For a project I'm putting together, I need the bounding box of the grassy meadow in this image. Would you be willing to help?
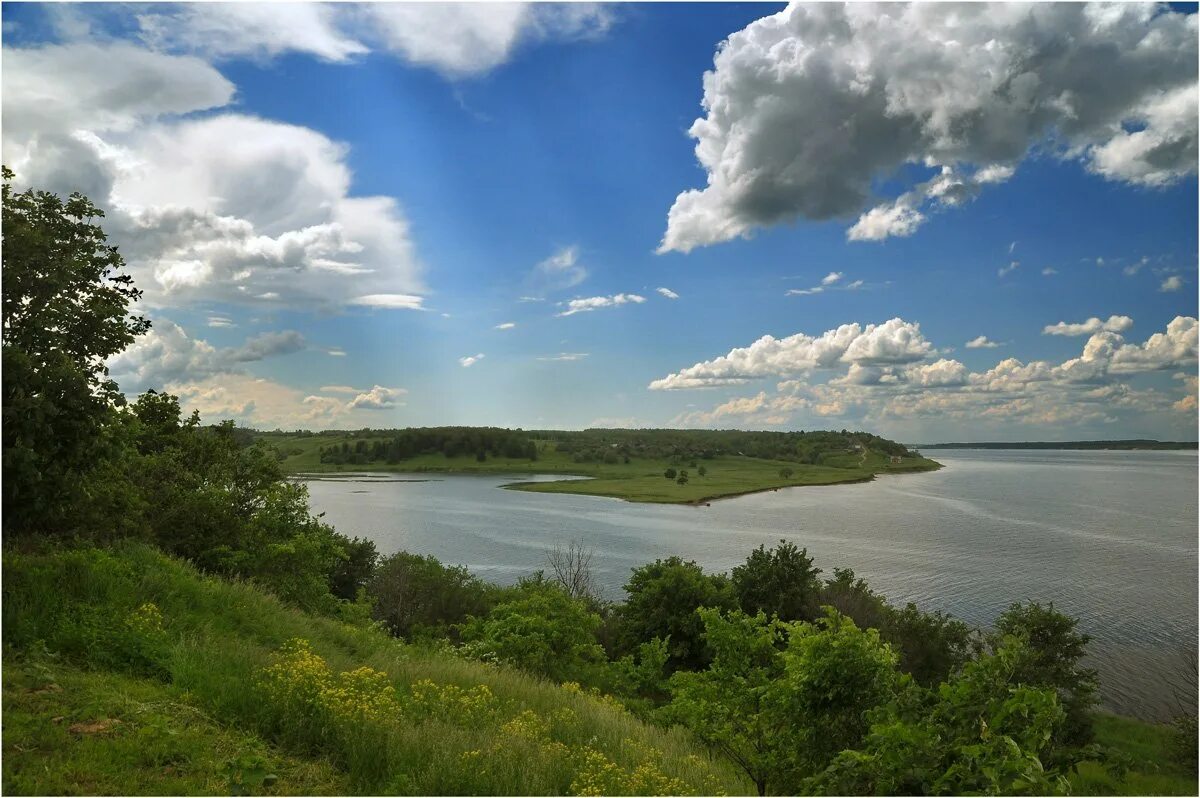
[261,431,941,504]
[2,543,749,796]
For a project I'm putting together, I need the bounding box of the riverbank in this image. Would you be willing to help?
[280,449,941,504]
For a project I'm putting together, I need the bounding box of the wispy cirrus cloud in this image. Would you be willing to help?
[557,293,645,317]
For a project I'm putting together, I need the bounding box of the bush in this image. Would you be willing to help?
[459,578,608,685]
[732,539,822,623]
[620,557,735,671]
[994,601,1099,750]
[368,551,494,640]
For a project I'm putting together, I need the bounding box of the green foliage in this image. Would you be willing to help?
[819,567,891,631]
[665,609,787,795]
[884,602,977,687]
[820,567,977,687]
[328,537,379,602]
[664,468,677,480]
[224,755,279,796]
[2,167,151,534]
[620,557,735,671]
[459,579,608,684]
[369,551,494,640]
[994,601,1100,750]
[667,607,900,795]
[812,638,1072,796]
[732,539,822,622]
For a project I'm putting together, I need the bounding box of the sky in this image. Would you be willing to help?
[2,1,1197,442]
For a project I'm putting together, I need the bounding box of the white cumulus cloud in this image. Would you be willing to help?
[3,43,424,312]
[649,318,933,389]
[659,3,1197,252]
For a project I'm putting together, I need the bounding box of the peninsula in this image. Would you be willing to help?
[259,427,941,504]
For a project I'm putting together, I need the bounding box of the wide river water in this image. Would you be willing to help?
[302,449,1198,721]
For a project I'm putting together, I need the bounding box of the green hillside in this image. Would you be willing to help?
[2,543,748,796]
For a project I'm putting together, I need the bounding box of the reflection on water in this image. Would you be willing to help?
[302,449,1198,722]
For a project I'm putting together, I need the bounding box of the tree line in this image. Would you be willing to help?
[317,427,539,465]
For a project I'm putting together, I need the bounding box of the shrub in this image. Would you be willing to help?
[368,551,494,640]
[459,580,608,684]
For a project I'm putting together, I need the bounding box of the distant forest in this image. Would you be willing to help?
[922,440,1198,450]
[288,427,915,467]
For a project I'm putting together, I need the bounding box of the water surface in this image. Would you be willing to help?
[303,449,1198,721]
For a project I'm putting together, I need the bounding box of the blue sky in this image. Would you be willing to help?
[3,2,1197,441]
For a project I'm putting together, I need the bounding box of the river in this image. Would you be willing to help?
[301,448,1198,722]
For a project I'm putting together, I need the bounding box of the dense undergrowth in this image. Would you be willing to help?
[2,542,749,796]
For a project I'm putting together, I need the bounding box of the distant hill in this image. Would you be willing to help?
[920,440,1197,450]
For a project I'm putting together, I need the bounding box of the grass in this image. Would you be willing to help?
[1069,713,1197,796]
[263,432,941,504]
[2,542,749,796]
[3,662,348,796]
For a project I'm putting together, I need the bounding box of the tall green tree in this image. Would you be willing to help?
[994,601,1100,750]
[667,607,900,795]
[2,168,150,533]
[620,556,735,671]
[732,539,822,622]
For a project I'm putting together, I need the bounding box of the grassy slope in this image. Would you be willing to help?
[3,545,1192,796]
[264,432,941,504]
[2,543,748,796]
[1071,714,1197,795]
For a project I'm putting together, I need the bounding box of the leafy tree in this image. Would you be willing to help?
[459,578,607,683]
[885,602,977,687]
[676,474,688,485]
[612,636,672,702]
[731,540,822,622]
[369,551,493,639]
[994,602,1100,749]
[667,608,900,795]
[778,467,794,479]
[664,468,677,480]
[697,465,707,477]
[666,609,787,796]
[811,638,1073,796]
[328,536,379,602]
[2,168,150,534]
[819,567,890,631]
[768,609,902,784]
[620,557,735,671]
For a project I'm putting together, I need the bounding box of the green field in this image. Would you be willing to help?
[261,432,941,504]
